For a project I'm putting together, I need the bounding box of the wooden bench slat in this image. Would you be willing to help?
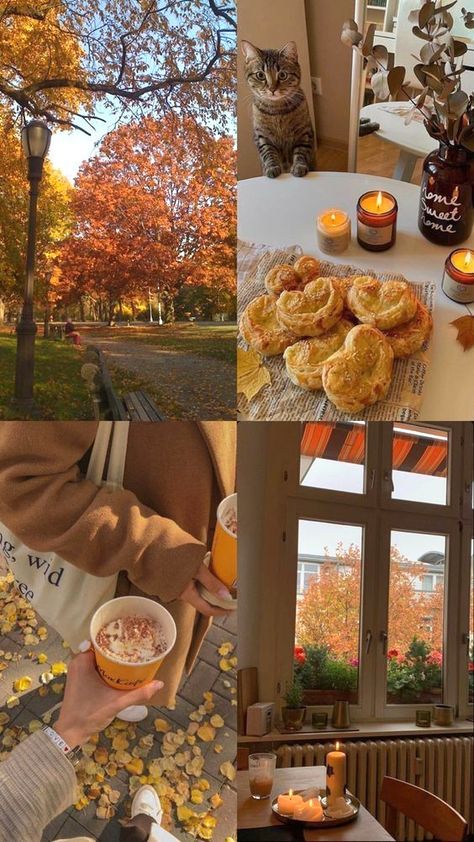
[81,347,164,421]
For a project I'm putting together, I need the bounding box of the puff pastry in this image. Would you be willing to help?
[332,276,354,306]
[383,301,433,358]
[293,255,322,283]
[284,319,353,391]
[240,294,298,356]
[347,276,417,330]
[276,277,344,337]
[264,264,301,296]
[322,324,394,413]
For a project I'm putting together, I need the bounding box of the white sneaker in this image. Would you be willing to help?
[131,785,163,825]
[117,705,148,722]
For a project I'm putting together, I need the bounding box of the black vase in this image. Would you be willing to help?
[418,142,474,246]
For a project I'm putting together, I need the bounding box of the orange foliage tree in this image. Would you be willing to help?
[296,542,444,660]
[58,114,236,322]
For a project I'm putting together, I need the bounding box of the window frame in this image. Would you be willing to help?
[275,421,473,723]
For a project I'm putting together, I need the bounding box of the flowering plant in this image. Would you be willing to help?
[341,1,474,150]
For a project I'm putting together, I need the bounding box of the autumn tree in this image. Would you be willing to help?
[0,106,73,321]
[296,543,444,660]
[58,114,235,322]
[0,0,235,131]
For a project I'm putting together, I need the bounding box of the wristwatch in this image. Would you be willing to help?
[41,725,82,768]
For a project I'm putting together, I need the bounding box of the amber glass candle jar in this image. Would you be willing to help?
[357,191,398,252]
[442,249,474,303]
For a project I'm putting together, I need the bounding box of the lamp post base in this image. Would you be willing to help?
[14,319,37,408]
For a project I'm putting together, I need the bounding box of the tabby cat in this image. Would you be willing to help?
[241,40,315,178]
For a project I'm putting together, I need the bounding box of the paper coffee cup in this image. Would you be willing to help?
[211,492,237,589]
[90,596,176,690]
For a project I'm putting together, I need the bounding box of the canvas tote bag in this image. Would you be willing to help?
[0,421,130,651]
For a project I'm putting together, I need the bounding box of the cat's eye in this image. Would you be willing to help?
[255,71,265,81]
[278,70,288,81]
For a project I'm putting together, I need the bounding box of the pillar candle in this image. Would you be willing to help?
[293,798,324,822]
[326,742,346,807]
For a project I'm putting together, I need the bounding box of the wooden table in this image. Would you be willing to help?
[238,172,474,421]
[238,767,394,841]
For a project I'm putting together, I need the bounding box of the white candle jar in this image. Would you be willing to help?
[316,209,351,255]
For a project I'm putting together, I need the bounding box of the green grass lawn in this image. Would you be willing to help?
[0,336,94,419]
[82,322,236,363]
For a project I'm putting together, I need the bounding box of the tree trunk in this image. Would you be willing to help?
[0,299,5,324]
[79,296,85,322]
[43,301,50,338]
[118,298,124,320]
[131,300,137,320]
[107,295,115,325]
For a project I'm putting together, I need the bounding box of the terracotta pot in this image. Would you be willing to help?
[302,689,354,706]
[281,706,306,731]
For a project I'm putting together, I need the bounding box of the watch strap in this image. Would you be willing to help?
[42,725,82,767]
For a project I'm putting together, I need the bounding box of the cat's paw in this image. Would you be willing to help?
[291,162,309,178]
[265,165,282,179]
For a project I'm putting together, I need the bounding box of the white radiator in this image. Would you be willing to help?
[276,737,474,841]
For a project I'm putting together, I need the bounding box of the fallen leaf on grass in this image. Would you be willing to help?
[237,347,271,401]
[451,315,474,350]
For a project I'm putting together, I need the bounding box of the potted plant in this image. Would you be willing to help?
[342,2,474,246]
[294,645,358,705]
[281,679,306,731]
[386,638,443,704]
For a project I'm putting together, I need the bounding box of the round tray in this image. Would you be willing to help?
[271,788,360,828]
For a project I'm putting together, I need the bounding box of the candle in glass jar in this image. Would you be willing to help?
[357,190,398,252]
[442,249,474,303]
[316,208,351,255]
[277,790,304,815]
[293,798,324,822]
[326,742,346,807]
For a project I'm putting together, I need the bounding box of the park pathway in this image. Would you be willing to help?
[84,334,235,420]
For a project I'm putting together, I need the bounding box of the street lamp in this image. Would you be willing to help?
[14,119,52,408]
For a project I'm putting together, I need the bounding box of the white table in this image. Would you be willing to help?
[360,102,435,182]
[238,173,474,421]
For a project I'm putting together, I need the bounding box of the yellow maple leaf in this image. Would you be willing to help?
[154,718,171,733]
[219,760,236,782]
[51,661,68,676]
[6,696,19,709]
[126,757,144,776]
[210,714,224,728]
[36,653,48,664]
[13,676,32,693]
[190,788,204,804]
[237,346,271,401]
[217,642,234,656]
[177,805,194,822]
[210,793,223,809]
[197,723,216,742]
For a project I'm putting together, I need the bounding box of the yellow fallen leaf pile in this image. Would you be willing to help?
[0,571,237,840]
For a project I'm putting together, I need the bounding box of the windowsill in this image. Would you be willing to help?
[238,719,474,744]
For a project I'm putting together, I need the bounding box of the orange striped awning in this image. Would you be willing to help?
[301,423,448,477]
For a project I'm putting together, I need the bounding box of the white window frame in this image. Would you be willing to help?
[275,421,473,722]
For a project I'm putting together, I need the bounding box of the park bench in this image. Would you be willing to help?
[81,346,165,421]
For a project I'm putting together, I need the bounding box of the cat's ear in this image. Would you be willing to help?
[280,41,298,61]
[241,40,261,61]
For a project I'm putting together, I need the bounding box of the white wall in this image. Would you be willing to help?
[305,0,353,149]
[237,0,316,180]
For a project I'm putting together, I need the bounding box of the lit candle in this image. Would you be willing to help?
[316,208,351,255]
[442,248,474,303]
[357,190,398,252]
[293,798,324,822]
[326,742,346,808]
[277,789,304,815]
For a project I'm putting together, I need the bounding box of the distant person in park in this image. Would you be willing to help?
[0,650,179,842]
[65,319,81,345]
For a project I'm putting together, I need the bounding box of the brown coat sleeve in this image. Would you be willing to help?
[0,422,207,602]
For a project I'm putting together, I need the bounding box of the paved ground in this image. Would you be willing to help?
[0,571,236,842]
[83,336,235,420]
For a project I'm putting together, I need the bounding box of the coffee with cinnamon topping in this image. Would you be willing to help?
[96,615,167,663]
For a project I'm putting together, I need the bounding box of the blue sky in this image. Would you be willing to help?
[49,102,114,182]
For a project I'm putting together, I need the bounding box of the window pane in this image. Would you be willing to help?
[295,520,362,705]
[391,424,449,506]
[387,530,445,705]
[300,422,366,494]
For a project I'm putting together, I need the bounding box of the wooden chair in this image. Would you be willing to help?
[380,776,468,842]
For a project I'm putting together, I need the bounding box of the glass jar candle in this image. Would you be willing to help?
[357,191,398,252]
[316,209,351,255]
[442,249,474,303]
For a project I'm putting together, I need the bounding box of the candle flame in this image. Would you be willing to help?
[309,799,314,807]
[336,741,340,750]
[331,213,336,224]
[289,789,293,798]
[465,251,472,269]
[376,191,383,210]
